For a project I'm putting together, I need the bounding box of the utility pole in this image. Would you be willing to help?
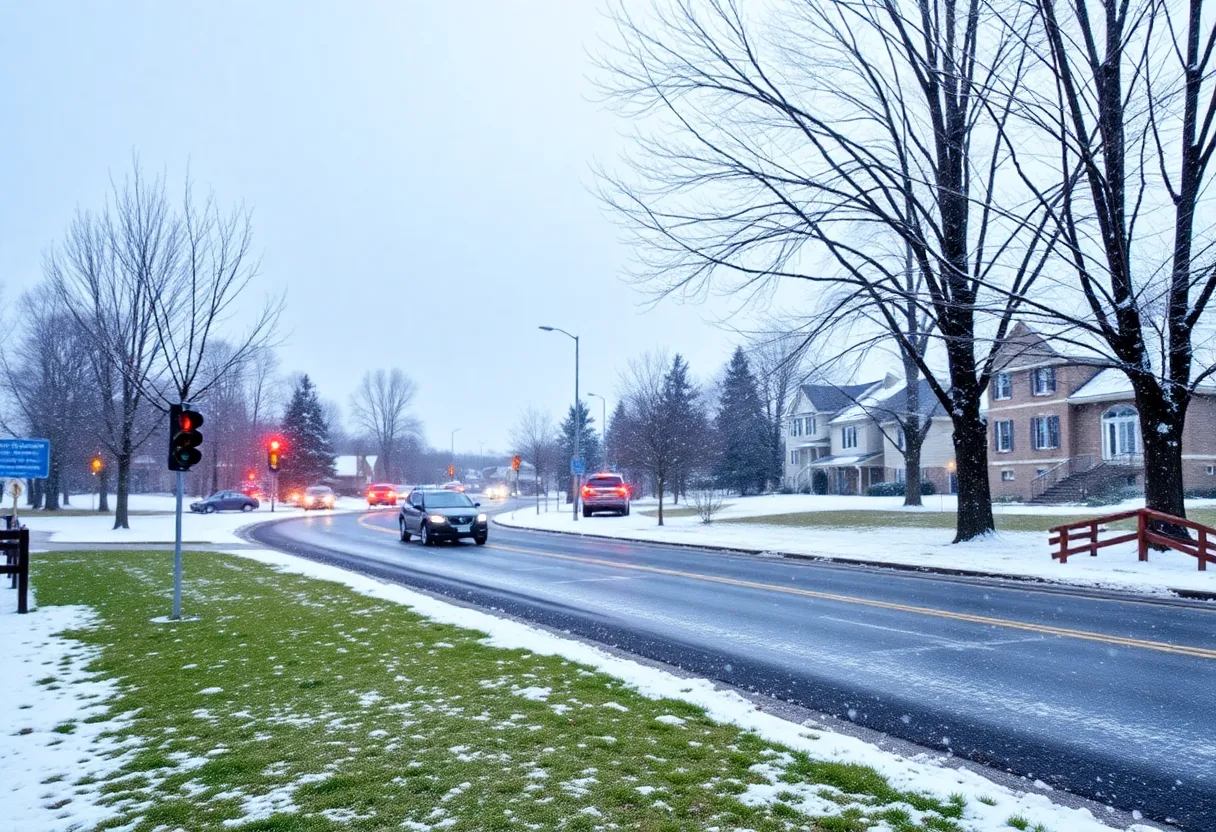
[451,428,461,479]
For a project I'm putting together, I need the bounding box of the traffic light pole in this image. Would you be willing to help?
[172,469,184,619]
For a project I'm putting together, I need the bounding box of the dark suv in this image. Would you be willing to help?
[398,489,488,546]
[580,473,631,517]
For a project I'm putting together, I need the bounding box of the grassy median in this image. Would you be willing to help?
[27,550,990,831]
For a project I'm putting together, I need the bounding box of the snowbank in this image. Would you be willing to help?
[498,496,1216,597]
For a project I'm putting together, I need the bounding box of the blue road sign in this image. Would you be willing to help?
[570,457,586,475]
[0,439,50,479]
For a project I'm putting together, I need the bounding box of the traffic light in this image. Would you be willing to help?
[511,455,521,472]
[168,405,204,471]
[267,438,283,473]
[447,464,456,479]
[90,456,103,475]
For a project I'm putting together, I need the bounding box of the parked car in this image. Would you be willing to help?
[581,473,631,517]
[366,483,398,508]
[301,485,336,511]
[398,488,488,546]
[191,491,259,514]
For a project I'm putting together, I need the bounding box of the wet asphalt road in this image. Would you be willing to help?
[247,505,1216,829]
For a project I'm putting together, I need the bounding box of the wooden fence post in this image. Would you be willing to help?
[1059,527,1069,563]
[1200,528,1208,572]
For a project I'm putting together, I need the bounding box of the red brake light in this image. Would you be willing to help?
[581,486,593,497]
[616,486,628,497]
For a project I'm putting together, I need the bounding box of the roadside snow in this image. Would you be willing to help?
[497,496,1216,597]
[23,496,367,545]
[3,604,134,832]
[229,546,1147,832]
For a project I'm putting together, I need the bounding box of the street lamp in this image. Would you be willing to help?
[539,325,580,521]
[586,392,607,472]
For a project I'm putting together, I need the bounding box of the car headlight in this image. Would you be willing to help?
[477,513,487,522]
[428,514,447,524]
[304,497,314,505]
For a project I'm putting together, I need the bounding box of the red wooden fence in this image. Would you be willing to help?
[1049,508,1216,570]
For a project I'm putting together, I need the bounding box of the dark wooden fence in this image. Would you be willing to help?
[1049,509,1216,571]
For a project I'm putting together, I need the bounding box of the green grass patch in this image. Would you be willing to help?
[32,549,971,831]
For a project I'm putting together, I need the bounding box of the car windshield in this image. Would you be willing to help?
[424,492,474,508]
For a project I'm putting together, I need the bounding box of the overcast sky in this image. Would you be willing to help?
[0,1,784,454]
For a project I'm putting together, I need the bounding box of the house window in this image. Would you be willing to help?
[841,425,858,449]
[993,372,1012,400]
[1207,465,1215,476]
[790,450,798,465]
[894,426,906,450]
[808,416,816,435]
[1031,367,1057,396]
[789,420,796,437]
[894,467,906,483]
[1031,415,1061,450]
[994,420,1014,453]
[1001,470,1015,481]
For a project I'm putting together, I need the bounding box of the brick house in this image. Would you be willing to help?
[987,324,1216,501]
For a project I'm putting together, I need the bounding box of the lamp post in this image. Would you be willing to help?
[540,325,580,521]
[586,392,607,471]
[943,459,957,512]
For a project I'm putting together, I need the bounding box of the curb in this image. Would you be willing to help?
[492,516,1216,604]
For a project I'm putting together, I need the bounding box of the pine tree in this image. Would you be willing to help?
[559,400,603,475]
[662,354,705,502]
[714,347,769,495]
[280,375,336,494]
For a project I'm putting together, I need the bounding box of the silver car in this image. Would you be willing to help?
[580,473,631,517]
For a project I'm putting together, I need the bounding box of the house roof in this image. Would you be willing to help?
[1068,368,1216,404]
[832,378,946,424]
[809,451,882,467]
[797,381,879,415]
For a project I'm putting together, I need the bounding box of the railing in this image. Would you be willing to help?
[0,527,30,613]
[1049,508,1216,570]
[1030,454,1094,501]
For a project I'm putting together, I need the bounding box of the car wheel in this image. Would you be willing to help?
[474,534,487,546]
[624,504,631,516]
[420,523,432,546]
[583,508,591,518]
[203,505,216,514]
[241,503,254,513]
[399,518,410,543]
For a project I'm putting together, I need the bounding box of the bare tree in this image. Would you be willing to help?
[48,163,174,528]
[599,0,1054,540]
[747,329,814,489]
[1006,0,1216,527]
[617,351,682,525]
[510,407,557,514]
[350,369,420,482]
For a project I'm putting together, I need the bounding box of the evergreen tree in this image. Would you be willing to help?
[559,400,603,474]
[714,347,769,495]
[662,354,706,502]
[279,375,336,494]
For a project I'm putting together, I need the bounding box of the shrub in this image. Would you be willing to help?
[1083,484,1142,507]
[690,488,728,523]
[812,470,829,495]
[1185,487,1216,500]
[864,481,937,497]
[992,494,1024,505]
[778,485,795,495]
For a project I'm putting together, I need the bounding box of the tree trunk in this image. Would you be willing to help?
[99,467,110,512]
[902,426,924,508]
[31,479,44,510]
[44,461,61,511]
[657,474,665,525]
[114,445,132,530]
[1135,389,1188,538]
[951,406,994,542]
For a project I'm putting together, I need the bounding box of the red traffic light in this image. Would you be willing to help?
[269,439,282,452]
[511,455,521,472]
[247,471,257,481]
[168,405,204,471]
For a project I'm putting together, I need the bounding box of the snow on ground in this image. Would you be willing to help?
[229,546,1157,832]
[3,602,136,832]
[499,495,1216,596]
[21,494,367,545]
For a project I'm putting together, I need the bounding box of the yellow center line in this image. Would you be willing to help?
[355,514,1216,661]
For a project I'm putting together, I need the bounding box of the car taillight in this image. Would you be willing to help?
[616,486,628,497]
[581,486,593,497]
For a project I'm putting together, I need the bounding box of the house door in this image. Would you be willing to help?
[1102,406,1139,462]
[834,468,848,494]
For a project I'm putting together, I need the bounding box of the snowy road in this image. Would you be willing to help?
[248,507,1216,829]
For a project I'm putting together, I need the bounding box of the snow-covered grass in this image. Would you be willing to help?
[499,495,1216,596]
[2,601,138,832]
[21,495,368,545]
[14,548,1153,832]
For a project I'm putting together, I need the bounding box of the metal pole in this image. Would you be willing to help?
[573,335,580,522]
[271,472,277,513]
[172,469,184,619]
